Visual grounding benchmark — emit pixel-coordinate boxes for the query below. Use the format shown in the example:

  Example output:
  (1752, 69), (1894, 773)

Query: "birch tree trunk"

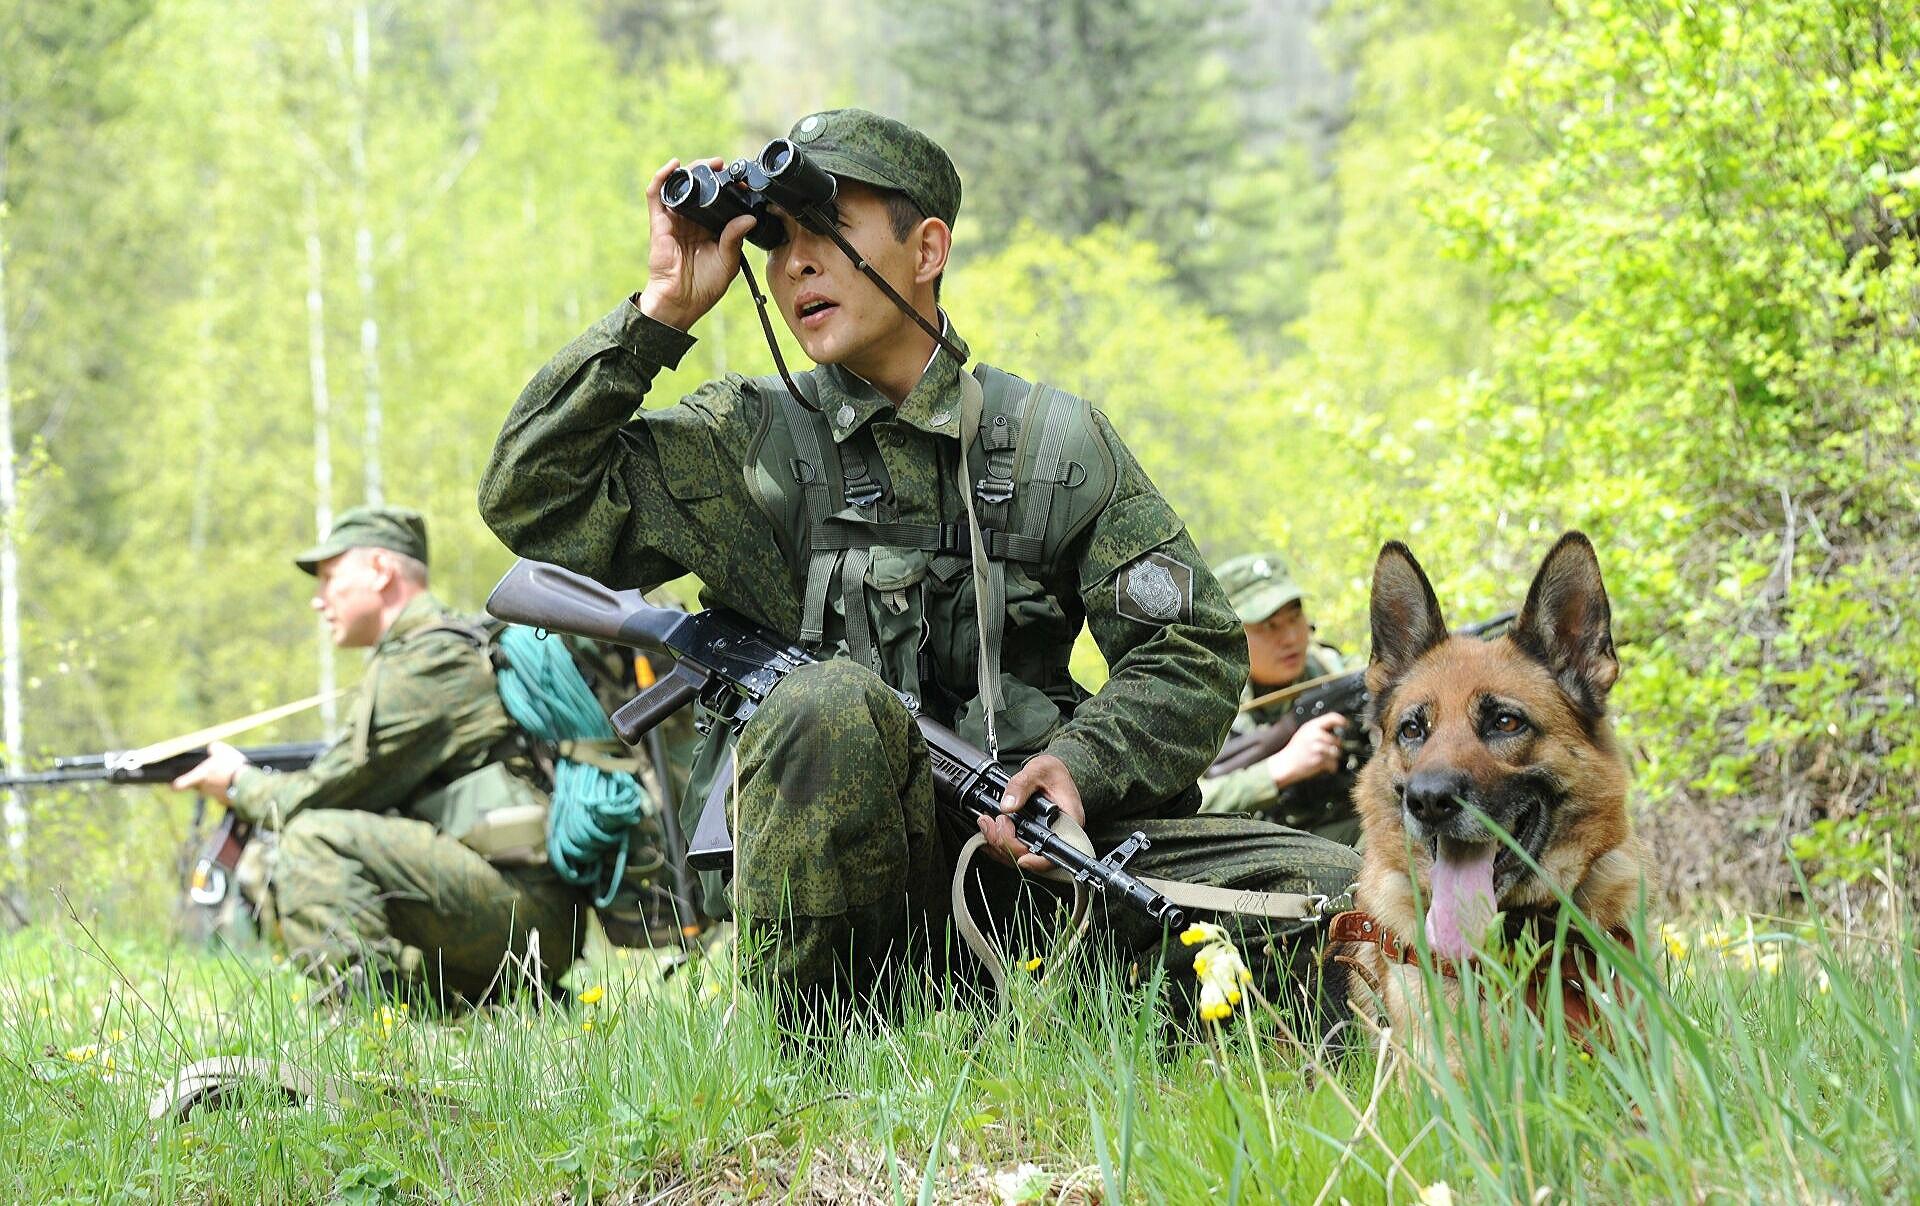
(0, 143), (28, 920)
(351, 0), (383, 507)
(304, 188), (339, 728)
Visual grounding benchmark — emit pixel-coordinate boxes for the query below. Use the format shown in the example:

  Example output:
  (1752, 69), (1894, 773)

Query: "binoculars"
(662, 139), (838, 251)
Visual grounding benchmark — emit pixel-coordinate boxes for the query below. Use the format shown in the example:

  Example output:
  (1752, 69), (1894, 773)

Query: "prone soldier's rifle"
(487, 560), (1188, 931)
(0, 742), (326, 907)
(1208, 612), (1516, 778)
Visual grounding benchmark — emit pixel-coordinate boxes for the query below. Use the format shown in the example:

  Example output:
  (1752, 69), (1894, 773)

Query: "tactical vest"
(742, 363), (1117, 757)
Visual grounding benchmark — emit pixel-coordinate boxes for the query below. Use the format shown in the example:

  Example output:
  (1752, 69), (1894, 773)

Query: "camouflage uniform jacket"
(1198, 642), (1359, 824)
(479, 303), (1248, 822)
(228, 594), (535, 829)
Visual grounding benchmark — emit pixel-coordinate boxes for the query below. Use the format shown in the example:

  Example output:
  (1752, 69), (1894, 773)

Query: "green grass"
(0, 901), (1914, 1204)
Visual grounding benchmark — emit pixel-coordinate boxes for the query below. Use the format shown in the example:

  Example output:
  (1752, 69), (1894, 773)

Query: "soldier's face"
(1245, 602), (1311, 686)
(311, 549), (389, 648)
(766, 181), (933, 369)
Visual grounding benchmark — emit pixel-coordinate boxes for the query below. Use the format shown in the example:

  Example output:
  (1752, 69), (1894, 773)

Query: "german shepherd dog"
(1328, 532), (1648, 1053)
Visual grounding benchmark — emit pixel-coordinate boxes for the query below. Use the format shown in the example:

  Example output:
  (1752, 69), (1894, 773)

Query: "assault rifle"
(1207, 613), (1516, 778)
(0, 742), (326, 790)
(0, 742), (327, 908)
(487, 560), (1187, 931)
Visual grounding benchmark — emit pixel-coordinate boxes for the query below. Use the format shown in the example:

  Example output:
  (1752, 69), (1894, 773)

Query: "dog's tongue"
(1425, 840), (1497, 961)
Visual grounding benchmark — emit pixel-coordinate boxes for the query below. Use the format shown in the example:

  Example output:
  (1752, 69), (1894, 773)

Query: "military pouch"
(865, 546), (931, 692)
(953, 674), (1062, 759)
(413, 762), (551, 867)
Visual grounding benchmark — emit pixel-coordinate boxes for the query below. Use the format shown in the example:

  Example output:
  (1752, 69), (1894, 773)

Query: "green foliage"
(946, 223), (1284, 560)
(885, 0), (1334, 339)
(1276, 0), (1918, 901)
(1, 0), (1914, 912)
(1422, 0), (1920, 898)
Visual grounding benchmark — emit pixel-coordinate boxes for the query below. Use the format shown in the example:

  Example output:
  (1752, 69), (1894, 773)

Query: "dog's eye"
(1490, 710), (1527, 734)
(1396, 715), (1426, 742)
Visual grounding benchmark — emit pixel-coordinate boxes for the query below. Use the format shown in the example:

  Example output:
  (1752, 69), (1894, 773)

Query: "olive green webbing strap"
(949, 808), (1338, 1003)
(956, 369), (1005, 757)
(1019, 385), (1074, 547)
(840, 546), (876, 671)
(779, 385), (842, 647)
(353, 665), (380, 762)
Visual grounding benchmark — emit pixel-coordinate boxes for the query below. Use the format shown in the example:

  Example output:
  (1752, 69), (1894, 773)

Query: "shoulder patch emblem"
(1117, 551), (1193, 625)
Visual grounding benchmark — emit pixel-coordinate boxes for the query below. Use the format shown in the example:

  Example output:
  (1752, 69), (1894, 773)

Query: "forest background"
(0, 0), (1914, 925)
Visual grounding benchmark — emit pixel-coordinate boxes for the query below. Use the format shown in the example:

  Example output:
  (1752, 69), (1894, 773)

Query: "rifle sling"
(951, 808), (1334, 1004)
(123, 690), (346, 770)
(1239, 668), (1350, 715)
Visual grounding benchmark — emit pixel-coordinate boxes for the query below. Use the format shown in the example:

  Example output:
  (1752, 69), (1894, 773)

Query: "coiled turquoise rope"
(494, 627), (647, 908)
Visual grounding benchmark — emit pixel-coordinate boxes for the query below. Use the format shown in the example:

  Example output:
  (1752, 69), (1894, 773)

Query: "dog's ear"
(1514, 530), (1618, 715)
(1368, 541), (1449, 683)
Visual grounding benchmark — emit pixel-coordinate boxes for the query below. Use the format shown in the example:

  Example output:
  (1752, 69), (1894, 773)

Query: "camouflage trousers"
(259, 809), (588, 1003)
(731, 660), (1362, 1018)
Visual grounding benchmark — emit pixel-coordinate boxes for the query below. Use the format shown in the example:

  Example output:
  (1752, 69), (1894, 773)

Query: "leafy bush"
(1297, 0), (1919, 904)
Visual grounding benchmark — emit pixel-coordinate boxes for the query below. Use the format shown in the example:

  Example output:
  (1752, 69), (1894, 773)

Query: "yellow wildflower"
(1816, 968), (1831, 995)
(579, 985), (606, 1006)
(1184, 922), (1253, 1024)
(1198, 982), (1233, 1021)
(1660, 924), (1690, 961)
(582, 1018), (595, 1033)
(1181, 922), (1223, 947)
(1022, 957), (1043, 973)
(64, 1045), (98, 1064)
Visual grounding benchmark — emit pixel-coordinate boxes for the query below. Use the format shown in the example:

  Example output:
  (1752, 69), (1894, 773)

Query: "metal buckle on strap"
(976, 476), (1014, 505)
(1309, 887), (1356, 921)
(845, 480), (884, 507)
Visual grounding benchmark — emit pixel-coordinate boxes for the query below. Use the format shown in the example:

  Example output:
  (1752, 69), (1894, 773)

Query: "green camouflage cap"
(294, 505), (429, 575)
(788, 108), (961, 228)
(1215, 551), (1305, 624)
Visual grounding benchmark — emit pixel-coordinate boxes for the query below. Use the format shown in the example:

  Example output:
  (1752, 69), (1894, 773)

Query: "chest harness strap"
(780, 369), (1068, 737)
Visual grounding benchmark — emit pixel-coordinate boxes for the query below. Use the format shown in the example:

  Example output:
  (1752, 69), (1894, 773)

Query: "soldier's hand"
(983, 754), (1087, 874)
(636, 158), (757, 333)
(1265, 712), (1346, 790)
(170, 740), (252, 800)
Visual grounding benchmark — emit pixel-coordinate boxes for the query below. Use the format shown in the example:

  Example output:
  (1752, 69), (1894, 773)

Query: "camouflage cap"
(294, 505), (429, 575)
(788, 108), (961, 228)
(1215, 551), (1305, 625)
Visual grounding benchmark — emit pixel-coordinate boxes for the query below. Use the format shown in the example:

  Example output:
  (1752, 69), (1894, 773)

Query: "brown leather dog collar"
(1328, 909), (1637, 1035)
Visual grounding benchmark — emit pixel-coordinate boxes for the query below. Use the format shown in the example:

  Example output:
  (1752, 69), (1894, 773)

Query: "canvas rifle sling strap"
(949, 372), (1340, 1001)
(949, 807), (1345, 1002)
(957, 368), (1008, 757)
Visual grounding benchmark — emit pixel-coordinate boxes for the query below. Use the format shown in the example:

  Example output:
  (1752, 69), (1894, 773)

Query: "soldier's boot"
(731, 659), (948, 1028)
